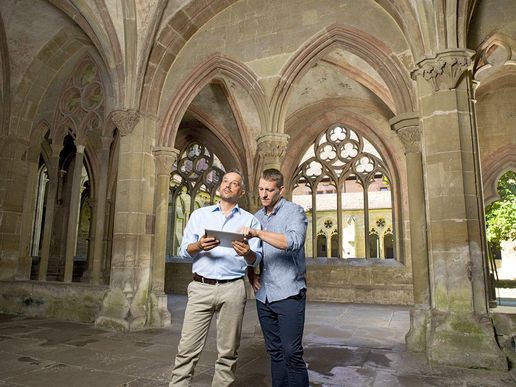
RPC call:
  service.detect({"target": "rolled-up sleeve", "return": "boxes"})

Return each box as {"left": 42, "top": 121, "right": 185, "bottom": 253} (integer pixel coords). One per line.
{"left": 285, "top": 204, "right": 308, "bottom": 252}
{"left": 179, "top": 211, "right": 201, "bottom": 259}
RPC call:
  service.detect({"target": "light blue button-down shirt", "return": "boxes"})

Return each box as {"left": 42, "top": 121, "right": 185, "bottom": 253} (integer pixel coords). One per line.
{"left": 180, "top": 203, "right": 262, "bottom": 280}
{"left": 255, "top": 198, "right": 307, "bottom": 303}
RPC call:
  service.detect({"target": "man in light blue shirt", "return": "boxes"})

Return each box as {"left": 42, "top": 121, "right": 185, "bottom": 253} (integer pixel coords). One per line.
{"left": 243, "top": 168, "right": 309, "bottom": 387}
{"left": 170, "top": 170, "right": 262, "bottom": 387}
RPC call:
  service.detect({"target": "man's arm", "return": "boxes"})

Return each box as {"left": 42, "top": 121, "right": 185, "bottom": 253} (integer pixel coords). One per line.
{"left": 247, "top": 229, "right": 288, "bottom": 250}
{"left": 242, "top": 204, "right": 307, "bottom": 251}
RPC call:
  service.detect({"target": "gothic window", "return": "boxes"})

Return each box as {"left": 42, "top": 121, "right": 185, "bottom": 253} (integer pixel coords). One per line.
{"left": 330, "top": 232, "right": 339, "bottom": 258}
{"left": 167, "top": 142, "right": 225, "bottom": 256}
{"left": 292, "top": 124, "right": 395, "bottom": 259}
{"left": 317, "top": 232, "right": 327, "bottom": 257}
{"left": 384, "top": 230, "right": 394, "bottom": 259}
{"left": 369, "top": 229, "right": 379, "bottom": 258}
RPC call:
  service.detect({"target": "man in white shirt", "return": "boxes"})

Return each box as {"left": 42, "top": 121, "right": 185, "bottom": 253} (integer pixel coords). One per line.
{"left": 170, "top": 169, "right": 262, "bottom": 387}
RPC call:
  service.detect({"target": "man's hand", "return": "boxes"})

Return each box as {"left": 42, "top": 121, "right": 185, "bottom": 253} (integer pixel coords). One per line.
{"left": 240, "top": 227, "right": 259, "bottom": 239}
{"left": 232, "top": 239, "right": 256, "bottom": 265}
{"left": 247, "top": 269, "right": 261, "bottom": 292}
{"left": 232, "top": 239, "right": 250, "bottom": 256}
{"left": 188, "top": 235, "right": 219, "bottom": 255}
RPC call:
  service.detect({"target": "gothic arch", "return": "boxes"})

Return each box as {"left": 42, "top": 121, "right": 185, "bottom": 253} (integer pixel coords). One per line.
{"left": 45, "top": 1, "right": 123, "bottom": 104}
{"left": 141, "top": 0, "right": 238, "bottom": 114}
{"left": 269, "top": 24, "right": 416, "bottom": 135}
{"left": 159, "top": 53, "right": 268, "bottom": 148}
{"left": 282, "top": 99, "right": 404, "bottom": 188}
{"left": 483, "top": 146, "right": 516, "bottom": 205}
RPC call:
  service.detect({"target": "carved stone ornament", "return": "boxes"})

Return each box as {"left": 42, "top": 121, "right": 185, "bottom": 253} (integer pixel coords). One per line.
{"left": 153, "top": 147, "right": 180, "bottom": 176}
{"left": 390, "top": 113, "right": 421, "bottom": 154}
{"left": 111, "top": 109, "right": 141, "bottom": 136}
{"left": 396, "top": 126, "right": 421, "bottom": 154}
{"left": 412, "top": 49, "right": 475, "bottom": 92}
{"left": 256, "top": 132, "right": 290, "bottom": 160}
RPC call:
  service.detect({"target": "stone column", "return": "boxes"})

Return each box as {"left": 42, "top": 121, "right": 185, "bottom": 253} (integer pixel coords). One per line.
{"left": 16, "top": 153, "right": 41, "bottom": 279}
{"left": 63, "top": 142, "right": 85, "bottom": 282}
{"left": 390, "top": 113, "right": 430, "bottom": 352}
{"left": 413, "top": 49, "right": 506, "bottom": 369}
{"left": 90, "top": 136, "right": 112, "bottom": 285}
{"left": 38, "top": 146, "right": 62, "bottom": 281}
{"left": 255, "top": 132, "right": 290, "bottom": 211}
{"left": 96, "top": 110, "right": 160, "bottom": 331}
{"left": 151, "top": 146, "right": 179, "bottom": 326}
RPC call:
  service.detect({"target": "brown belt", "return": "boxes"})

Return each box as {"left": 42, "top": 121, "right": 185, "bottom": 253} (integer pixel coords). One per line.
{"left": 193, "top": 273, "right": 243, "bottom": 285}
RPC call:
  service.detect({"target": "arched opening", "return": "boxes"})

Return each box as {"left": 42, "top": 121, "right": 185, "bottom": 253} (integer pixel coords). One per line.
{"left": 291, "top": 124, "right": 395, "bottom": 260}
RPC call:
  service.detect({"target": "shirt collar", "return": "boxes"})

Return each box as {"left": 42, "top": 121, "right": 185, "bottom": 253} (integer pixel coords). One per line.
{"left": 264, "top": 197, "right": 285, "bottom": 216}
{"left": 213, "top": 202, "right": 240, "bottom": 214}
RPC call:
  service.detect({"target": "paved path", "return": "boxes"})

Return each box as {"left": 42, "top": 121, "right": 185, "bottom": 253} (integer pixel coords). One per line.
{"left": 0, "top": 295, "right": 514, "bottom": 386}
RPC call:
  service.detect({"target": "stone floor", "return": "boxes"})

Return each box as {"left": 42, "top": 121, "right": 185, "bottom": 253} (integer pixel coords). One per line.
{"left": 0, "top": 294, "right": 515, "bottom": 386}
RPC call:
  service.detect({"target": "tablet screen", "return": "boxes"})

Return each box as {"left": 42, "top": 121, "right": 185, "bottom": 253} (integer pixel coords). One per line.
{"left": 204, "top": 229, "right": 245, "bottom": 248}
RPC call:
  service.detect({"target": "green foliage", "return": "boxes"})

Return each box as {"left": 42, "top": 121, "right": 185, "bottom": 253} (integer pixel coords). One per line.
{"left": 485, "top": 171, "right": 516, "bottom": 244}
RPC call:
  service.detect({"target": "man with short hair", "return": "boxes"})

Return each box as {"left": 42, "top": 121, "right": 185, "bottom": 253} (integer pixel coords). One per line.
{"left": 243, "top": 168, "right": 309, "bottom": 387}
{"left": 170, "top": 169, "right": 262, "bottom": 387}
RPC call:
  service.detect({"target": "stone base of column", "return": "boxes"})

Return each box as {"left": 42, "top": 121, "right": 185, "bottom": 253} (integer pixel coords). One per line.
{"left": 148, "top": 292, "right": 172, "bottom": 328}
{"left": 95, "top": 286, "right": 169, "bottom": 331}
{"left": 427, "top": 310, "right": 507, "bottom": 370}
{"left": 405, "top": 305, "right": 429, "bottom": 352}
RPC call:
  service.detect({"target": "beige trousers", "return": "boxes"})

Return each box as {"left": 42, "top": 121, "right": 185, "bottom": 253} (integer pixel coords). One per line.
{"left": 170, "top": 278, "right": 247, "bottom": 386}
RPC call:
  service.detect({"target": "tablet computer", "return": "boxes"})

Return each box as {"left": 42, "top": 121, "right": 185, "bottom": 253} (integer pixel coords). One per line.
{"left": 204, "top": 229, "right": 245, "bottom": 248}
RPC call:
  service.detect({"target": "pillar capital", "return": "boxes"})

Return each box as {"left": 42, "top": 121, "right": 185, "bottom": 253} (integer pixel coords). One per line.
{"left": 389, "top": 112, "right": 421, "bottom": 154}
{"left": 411, "top": 49, "right": 475, "bottom": 92}
{"left": 152, "top": 146, "right": 180, "bottom": 176}
{"left": 256, "top": 132, "right": 289, "bottom": 170}
{"left": 111, "top": 109, "right": 141, "bottom": 136}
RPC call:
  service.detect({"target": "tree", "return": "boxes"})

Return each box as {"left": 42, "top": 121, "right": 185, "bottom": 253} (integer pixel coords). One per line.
{"left": 485, "top": 171, "right": 516, "bottom": 245}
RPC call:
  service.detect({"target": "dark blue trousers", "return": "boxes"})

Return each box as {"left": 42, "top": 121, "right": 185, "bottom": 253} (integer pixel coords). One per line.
{"left": 256, "top": 290, "right": 309, "bottom": 387}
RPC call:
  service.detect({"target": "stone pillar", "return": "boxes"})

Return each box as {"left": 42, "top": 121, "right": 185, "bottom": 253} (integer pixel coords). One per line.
{"left": 38, "top": 146, "right": 62, "bottom": 281}
{"left": 63, "top": 142, "right": 86, "bottom": 282}
{"left": 90, "top": 136, "right": 112, "bottom": 285}
{"left": 16, "top": 153, "right": 40, "bottom": 279}
{"left": 255, "top": 132, "right": 289, "bottom": 211}
{"left": 151, "top": 146, "right": 179, "bottom": 326}
{"left": 96, "top": 110, "right": 160, "bottom": 331}
{"left": 390, "top": 113, "right": 430, "bottom": 352}
{"left": 413, "top": 49, "right": 506, "bottom": 369}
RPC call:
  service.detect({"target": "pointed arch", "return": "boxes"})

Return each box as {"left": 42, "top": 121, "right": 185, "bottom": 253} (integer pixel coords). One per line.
{"left": 159, "top": 53, "right": 268, "bottom": 148}
{"left": 483, "top": 146, "right": 516, "bottom": 205}
{"left": 269, "top": 24, "right": 416, "bottom": 134}
{"left": 141, "top": 0, "right": 238, "bottom": 113}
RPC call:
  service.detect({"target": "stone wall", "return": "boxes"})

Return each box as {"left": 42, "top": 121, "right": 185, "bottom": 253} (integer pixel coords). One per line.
{"left": 0, "top": 281, "right": 108, "bottom": 322}
{"left": 165, "top": 259, "right": 413, "bottom": 305}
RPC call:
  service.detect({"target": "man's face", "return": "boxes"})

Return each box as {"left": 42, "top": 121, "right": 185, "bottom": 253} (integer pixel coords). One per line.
{"left": 258, "top": 178, "right": 283, "bottom": 210}
{"left": 219, "top": 172, "right": 244, "bottom": 203}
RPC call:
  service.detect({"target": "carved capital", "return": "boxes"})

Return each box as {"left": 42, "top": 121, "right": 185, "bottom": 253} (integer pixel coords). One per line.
{"left": 390, "top": 112, "right": 421, "bottom": 154}
{"left": 412, "top": 49, "right": 475, "bottom": 92}
{"left": 111, "top": 109, "right": 141, "bottom": 136}
{"left": 153, "top": 146, "right": 180, "bottom": 176}
{"left": 256, "top": 133, "right": 290, "bottom": 167}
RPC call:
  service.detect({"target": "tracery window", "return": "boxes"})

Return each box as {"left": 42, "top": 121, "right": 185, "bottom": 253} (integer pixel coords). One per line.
{"left": 167, "top": 142, "right": 225, "bottom": 256}
{"left": 292, "top": 124, "right": 394, "bottom": 259}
